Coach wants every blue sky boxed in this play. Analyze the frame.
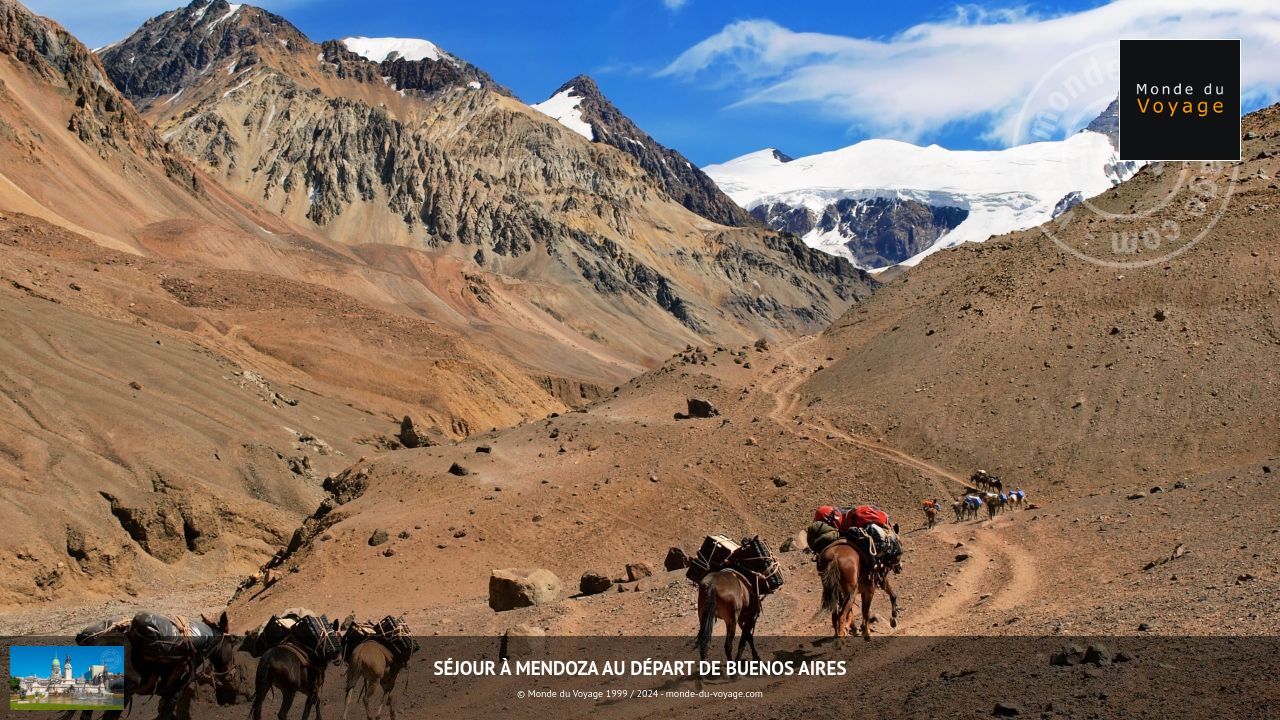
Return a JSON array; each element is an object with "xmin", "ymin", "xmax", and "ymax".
[
  {"xmin": 23, "ymin": 1, "xmax": 1280, "ymax": 165},
  {"xmin": 9, "ymin": 645, "xmax": 124, "ymax": 678}
]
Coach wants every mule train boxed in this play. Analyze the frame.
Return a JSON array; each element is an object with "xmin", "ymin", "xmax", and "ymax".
[
  {"xmin": 68, "ymin": 610, "xmax": 419, "ymax": 720},
  {"xmin": 952, "ymin": 483, "xmax": 1029, "ymax": 522},
  {"xmin": 687, "ymin": 502, "xmax": 905, "ymax": 667}
]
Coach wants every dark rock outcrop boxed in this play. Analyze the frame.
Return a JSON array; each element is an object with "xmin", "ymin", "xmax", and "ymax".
[
  {"xmin": 664, "ymin": 547, "xmax": 690, "ymax": 571},
  {"xmin": 753, "ymin": 198, "xmax": 967, "ymax": 267},
  {"xmin": 398, "ymin": 416, "xmax": 430, "ymax": 449},
  {"xmin": 1084, "ymin": 98, "xmax": 1120, "ymax": 147},
  {"xmin": 578, "ymin": 571, "xmax": 612, "ymax": 596}
]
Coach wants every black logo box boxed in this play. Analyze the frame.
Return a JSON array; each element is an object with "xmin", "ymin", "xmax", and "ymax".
[{"xmin": 1120, "ymin": 39, "xmax": 1241, "ymax": 161}]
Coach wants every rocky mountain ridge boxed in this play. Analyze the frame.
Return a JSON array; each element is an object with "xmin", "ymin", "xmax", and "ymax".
[
  {"xmin": 532, "ymin": 74, "xmax": 756, "ymax": 227},
  {"xmin": 98, "ymin": 1, "xmax": 873, "ymax": 370}
]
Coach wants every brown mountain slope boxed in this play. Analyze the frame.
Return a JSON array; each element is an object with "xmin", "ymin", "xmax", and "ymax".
[
  {"xmin": 0, "ymin": 0, "xmax": 634, "ymax": 611},
  {"xmin": 799, "ymin": 108, "xmax": 1280, "ymax": 492},
  {"xmin": 220, "ymin": 109, "xmax": 1280, "ymax": 640},
  {"xmin": 0, "ymin": 207, "xmax": 604, "ymax": 609},
  {"xmin": 98, "ymin": 0, "xmax": 870, "ymax": 369},
  {"xmin": 0, "ymin": 0, "xmax": 654, "ymax": 426},
  {"xmin": 0, "ymin": 0, "xmax": 256, "ymax": 250}
]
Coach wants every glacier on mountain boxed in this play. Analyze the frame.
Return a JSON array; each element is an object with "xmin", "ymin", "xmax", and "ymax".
[{"xmin": 705, "ymin": 122, "xmax": 1140, "ymax": 269}]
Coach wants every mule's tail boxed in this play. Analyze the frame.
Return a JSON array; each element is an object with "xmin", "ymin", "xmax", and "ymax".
[
  {"xmin": 819, "ymin": 557, "xmax": 848, "ymax": 616},
  {"xmin": 695, "ymin": 584, "xmax": 718, "ymax": 659}
]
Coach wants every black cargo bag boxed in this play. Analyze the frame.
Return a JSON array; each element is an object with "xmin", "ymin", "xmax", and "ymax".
[
  {"xmin": 686, "ymin": 535, "xmax": 741, "ymax": 584},
  {"xmin": 130, "ymin": 613, "xmax": 218, "ymax": 665},
  {"xmin": 732, "ymin": 536, "xmax": 784, "ymax": 595},
  {"xmin": 292, "ymin": 615, "xmax": 340, "ymax": 661},
  {"xmin": 374, "ymin": 616, "xmax": 416, "ymax": 659},
  {"xmin": 253, "ymin": 616, "xmax": 294, "ymax": 658}
]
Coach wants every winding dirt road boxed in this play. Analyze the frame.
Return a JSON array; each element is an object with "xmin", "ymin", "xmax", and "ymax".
[{"xmin": 759, "ymin": 337, "xmax": 1038, "ymax": 638}]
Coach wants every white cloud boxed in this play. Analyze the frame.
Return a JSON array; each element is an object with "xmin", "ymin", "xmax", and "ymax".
[
  {"xmin": 661, "ymin": 0, "xmax": 1280, "ymax": 146},
  {"xmin": 663, "ymin": 0, "xmax": 688, "ymax": 10}
]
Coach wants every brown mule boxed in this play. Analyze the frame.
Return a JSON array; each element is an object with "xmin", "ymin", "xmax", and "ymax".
[
  {"xmin": 817, "ymin": 542, "xmax": 899, "ymax": 642},
  {"xmin": 340, "ymin": 640, "xmax": 411, "ymax": 720},
  {"xmin": 694, "ymin": 569, "xmax": 761, "ymax": 686},
  {"xmin": 924, "ymin": 505, "xmax": 938, "ymax": 529},
  {"xmin": 251, "ymin": 633, "xmax": 339, "ymax": 720}
]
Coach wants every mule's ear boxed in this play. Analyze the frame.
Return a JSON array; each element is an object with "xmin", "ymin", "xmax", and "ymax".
[
  {"xmin": 893, "ymin": 523, "xmax": 900, "ymax": 535},
  {"xmin": 219, "ymin": 611, "xmax": 229, "ymax": 633}
]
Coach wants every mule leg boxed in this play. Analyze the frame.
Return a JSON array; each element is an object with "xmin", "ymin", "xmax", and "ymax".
[
  {"xmin": 378, "ymin": 671, "xmax": 398, "ymax": 720},
  {"xmin": 722, "ymin": 617, "xmax": 736, "ymax": 664},
  {"xmin": 883, "ymin": 575, "xmax": 900, "ymax": 628},
  {"xmin": 176, "ymin": 686, "xmax": 194, "ymax": 720},
  {"xmin": 364, "ymin": 677, "xmax": 378, "ymax": 720},
  {"xmin": 341, "ymin": 673, "xmax": 361, "ymax": 720},
  {"xmin": 278, "ymin": 689, "xmax": 296, "ymax": 720},
  {"xmin": 251, "ymin": 687, "xmax": 266, "ymax": 720},
  {"xmin": 859, "ymin": 580, "xmax": 874, "ymax": 641},
  {"xmin": 340, "ymin": 671, "xmax": 366, "ymax": 720},
  {"xmin": 743, "ymin": 608, "xmax": 761, "ymax": 661},
  {"xmin": 835, "ymin": 594, "xmax": 855, "ymax": 639}
]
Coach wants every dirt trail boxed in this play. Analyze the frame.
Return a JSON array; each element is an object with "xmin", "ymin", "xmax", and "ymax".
[
  {"xmin": 757, "ymin": 337, "xmax": 1037, "ymax": 637},
  {"xmin": 768, "ymin": 339, "xmax": 962, "ymax": 488}
]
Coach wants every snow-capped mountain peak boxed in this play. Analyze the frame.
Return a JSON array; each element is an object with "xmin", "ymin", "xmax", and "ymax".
[
  {"xmin": 341, "ymin": 36, "xmax": 445, "ymax": 63},
  {"xmin": 528, "ymin": 74, "xmax": 755, "ymax": 227},
  {"xmin": 704, "ymin": 103, "xmax": 1138, "ymax": 270},
  {"xmin": 530, "ymin": 84, "xmax": 594, "ymax": 140}
]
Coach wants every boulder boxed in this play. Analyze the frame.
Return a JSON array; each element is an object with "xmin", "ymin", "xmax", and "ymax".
[
  {"xmin": 1083, "ymin": 643, "xmax": 1113, "ymax": 666},
  {"xmin": 398, "ymin": 416, "xmax": 430, "ymax": 449},
  {"xmin": 663, "ymin": 547, "xmax": 690, "ymax": 571},
  {"xmin": 685, "ymin": 398, "xmax": 719, "ymax": 419},
  {"xmin": 489, "ymin": 568, "xmax": 562, "ymax": 611},
  {"xmin": 626, "ymin": 562, "xmax": 653, "ymax": 582},
  {"xmin": 502, "ymin": 624, "xmax": 547, "ymax": 658},
  {"xmin": 368, "ymin": 529, "xmax": 388, "ymax": 547},
  {"xmin": 448, "ymin": 462, "xmax": 470, "ymax": 477},
  {"xmin": 579, "ymin": 571, "xmax": 613, "ymax": 596},
  {"xmin": 1050, "ymin": 644, "xmax": 1085, "ymax": 666}
]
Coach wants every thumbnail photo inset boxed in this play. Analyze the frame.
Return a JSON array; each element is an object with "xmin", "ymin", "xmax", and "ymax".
[{"xmin": 8, "ymin": 645, "xmax": 125, "ymax": 712}]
